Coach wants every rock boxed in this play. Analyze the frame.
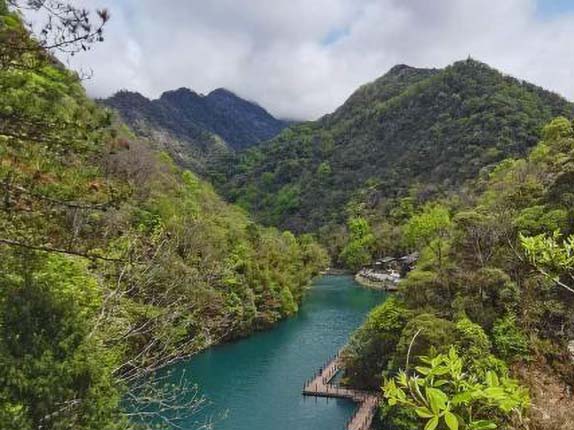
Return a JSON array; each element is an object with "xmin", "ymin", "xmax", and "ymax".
[{"xmin": 568, "ymin": 340, "xmax": 574, "ymax": 362}]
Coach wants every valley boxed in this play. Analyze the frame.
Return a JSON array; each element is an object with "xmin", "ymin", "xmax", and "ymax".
[{"xmin": 1, "ymin": 2, "xmax": 574, "ymax": 430}]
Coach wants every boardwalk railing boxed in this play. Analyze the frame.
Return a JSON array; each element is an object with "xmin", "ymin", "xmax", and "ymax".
[{"xmin": 302, "ymin": 351, "xmax": 378, "ymax": 430}]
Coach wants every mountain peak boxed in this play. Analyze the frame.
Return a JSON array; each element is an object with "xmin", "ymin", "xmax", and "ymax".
[
  {"xmin": 387, "ymin": 64, "xmax": 415, "ymax": 74},
  {"xmin": 324, "ymin": 63, "xmax": 439, "ymax": 123},
  {"xmin": 222, "ymin": 59, "xmax": 573, "ymax": 233},
  {"xmin": 208, "ymin": 87, "xmax": 237, "ymax": 98},
  {"xmin": 102, "ymin": 85, "xmax": 287, "ymax": 157},
  {"xmin": 160, "ymin": 87, "xmax": 202, "ymax": 103},
  {"xmin": 105, "ymin": 90, "xmax": 150, "ymax": 104}
]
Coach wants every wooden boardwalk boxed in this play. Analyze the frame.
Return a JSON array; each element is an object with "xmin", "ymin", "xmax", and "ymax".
[{"xmin": 302, "ymin": 352, "xmax": 378, "ymax": 430}]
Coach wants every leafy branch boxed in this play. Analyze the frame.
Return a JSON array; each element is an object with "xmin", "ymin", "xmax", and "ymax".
[{"xmin": 383, "ymin": 347, "xmax": 529, "ymax": 430}]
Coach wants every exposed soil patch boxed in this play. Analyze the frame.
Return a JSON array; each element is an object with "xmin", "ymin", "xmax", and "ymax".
[{"xmin": 515, "ymin": 364, "xmax": 574, "ymax": 430}]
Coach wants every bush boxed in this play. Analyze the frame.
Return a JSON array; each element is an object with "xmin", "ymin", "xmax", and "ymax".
[
  {"xmin": 454, "ymin": 317, "xmax": 491, "ymax": 361},
  {"xmin": 492, "ymin": 314, "xmax": 529, "ymax": 361},
  {"xmin": 394, "ymin": 313, "xmax": 456, "ymax": 368},
  {"xmin": 383, "ymin": 347, "xmax": 530, "ymax": 430},
  {"xmin": 457, "ymin": 268, "xmax": 519, "ymax": 329},
  {"xmin": 399, "ymin": 268, "xmax": 450, "ymax": 310},
  {"xmin": 343, "ymin": 297, "xmax": 411, "ymax": 389}
]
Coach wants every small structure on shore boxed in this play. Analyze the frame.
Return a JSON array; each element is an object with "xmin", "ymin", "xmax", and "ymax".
[{"xmin": 355, "ymin": 252, "xmax": 418, "ymax": 291}]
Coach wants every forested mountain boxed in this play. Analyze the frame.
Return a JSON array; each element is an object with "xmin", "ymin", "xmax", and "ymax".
[
  {"xmin": 102, "ymin": 87, "xmax": 287, "ymax": 171},
  {"xmin": 216, "ymin": 60, "xmax": 573, "ymax": 235},
  {"xmin": 0, "ymin": 5, "xmax": 325, "ymax": 429},
  {"xmin": 4, "ymin": 0, "xmax": 574, "ymax": 429},
  {"xmin": 344, "ymin": 116, "xmax": 574, "ymax": 430}
]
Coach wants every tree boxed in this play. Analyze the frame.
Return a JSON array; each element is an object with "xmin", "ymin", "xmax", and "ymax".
[
  {"xmin": 453, "ymin": 211, "xmax": 503, "ymax": 268},
  {"xmin": 404, "ymin": 204, "xmax": 452, "ymax": 268},
  {"xmin": 343, "ymin": 297, "xmax": 412, "ymax": 389},
  {"xmin": 340, "ymin": 216, "xmax": 375, "ymax": 270},
  {"xmin": 6, "ymin": 0, "xmax": 109, "ymax": 55},
  {"xmin": 0, "ymin": 252, "xmax": 122, "ymax": 430},
  {"xmin": 520, "ymin": 230, "xmax": 574, "ymax": 294}
]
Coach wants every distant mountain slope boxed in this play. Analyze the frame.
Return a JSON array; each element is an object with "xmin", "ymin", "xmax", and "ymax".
[
  {"xmin": 102, "ymin": 87, "xmax": 287, "ymax": 171},
  {"xmin": 216, "ymin": 59, "xmax": 574, "ymax": 232}
]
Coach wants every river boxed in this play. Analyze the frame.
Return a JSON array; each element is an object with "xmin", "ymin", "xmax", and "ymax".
[{"xmin": 165, "ymin": 275, "xmax": 386, "ymax": 430}]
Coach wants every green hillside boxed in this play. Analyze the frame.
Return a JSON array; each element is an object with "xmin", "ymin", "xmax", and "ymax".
[
  {"xmin": 0, "ymin": 5, "xmax": 326, "ymax": 429},
  {"xmin": 344, "ymin": 116, "xmax": 574, "ymax": 430},
  {"xmin": 217, "ymin": 60, "xmax": 573, "ymax": 236}
]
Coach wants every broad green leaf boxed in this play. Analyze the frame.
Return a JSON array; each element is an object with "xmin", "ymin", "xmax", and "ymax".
[
  {"xmin": 470, "ymin": 420, "xmax": 497, "ymax": 430},
  {"xmin": 434, "ymin": 379, "xmax": 449, "ymax": 387},
  {"xmin": 416, "ymin": 366, "xmax": 431, "ymax": 375},
  {"xmin": 486, "ymin": 371, "xmax": 499, "ymax": 387},
  {"xmin": 444, "ymin": 411, "xmax": 459, "ymax": 430},
  {"xmin": 426, "ymin": 387, "xmax": 448, "ymax": 414},
  {"xmin": 415, "ymin": 407, "xmax": 434, "ymax": 418},
  {"xmin": 396, "ymin": 388, "xmax": 407, "ymax": 401},
  {"xmin": 425, "ymin": 416, "xmax": 439, "ymax": 430},
  {"xmin": 451, "ymin": 391, "xmax": 473, "ymax": 405}
]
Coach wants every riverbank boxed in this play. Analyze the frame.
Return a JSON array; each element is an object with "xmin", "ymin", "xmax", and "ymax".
[
  {"xmin": 354, "ymin": 272, "xmax": 399, "ymax": 291},
  {"xmin": 164, "ymin": 275, "xmax": 386, "ymax": 430},
  {"xmin": 321, "ymin": 267, "xmax": 352, "ymax": 276}
]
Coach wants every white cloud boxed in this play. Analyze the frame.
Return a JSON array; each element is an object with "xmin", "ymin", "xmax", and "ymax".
[{"xmin": 60, "ymin": 0, "xmax": 574, "ymax": 120}]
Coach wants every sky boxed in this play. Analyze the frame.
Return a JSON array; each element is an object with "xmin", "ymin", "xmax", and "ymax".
[{"xmin": 36, "ymin": 0, "xmax": 574, "ymax": 120}]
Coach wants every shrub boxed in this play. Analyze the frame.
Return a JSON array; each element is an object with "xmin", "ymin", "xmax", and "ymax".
[
  {"xmin": 343, "ymin": 297, "xmax": 411, "ymax": 389},
  {"xmin": 454, "ymin": 317, "xmax": 491, "ymax": 361},
  {"xmin": 492, "ymin": 314, "xmax": 529, "ymax": 361},
  {"xmin": 383, "ymin": 347, "xmax": 530, "ymax": 430},
  {"xmin": 394, "ymin": 314, "xmax": 456, "ymax": 369}
]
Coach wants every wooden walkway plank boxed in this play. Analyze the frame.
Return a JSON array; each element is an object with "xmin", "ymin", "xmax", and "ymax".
[{"xmin": 302, "ymin": 352, "xmax": 378, "ymax": 430}]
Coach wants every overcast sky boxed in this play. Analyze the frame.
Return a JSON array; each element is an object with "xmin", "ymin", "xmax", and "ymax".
[{"xmin": 45, "ymin": 0, "xmax": 574, "ymax": 120}]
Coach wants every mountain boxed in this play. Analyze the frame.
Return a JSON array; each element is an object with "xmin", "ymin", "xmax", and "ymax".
[
  {"xmin": 0, "ymin": 5, "xmax": 327, "ymax": 428},
  {"xmin": 102, "ymin": 87, "xmax": 287, "ymax": 171},
  {"xmin": 216, "ymin": 59, "xmax": 574, "ymax": 233},
  {"xmin": 344, "ymin": 115, "xmax": 574, "ymax": 429}
]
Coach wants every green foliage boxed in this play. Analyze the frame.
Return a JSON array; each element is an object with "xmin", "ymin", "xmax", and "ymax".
[
  {"xmin": 404, "ymin": 205, "xmax": 452, "ymax": 247},
  {"xmin": 383, "ymin": 347, "xmax": 529, "ymax": 430},
  {"xmin": 542, "ymin": 116, "xmax": 574, "ymax": 141},
  {"xmin": 339, "ymin": 217, "xmax": 375, "ymax": 270},
  {"xmin": 514, "ymin": 207, "xmax": 567, "ymax": 236},
  {"xmin": 404, "ymin": 204, "xmax": 452, "ymax": 268},
  {"xmin": 317, "ymin": 161, "xmax": 332, "ymax": 177},
  {"xmin": 344, "ymin": 297, "xmax": 412, "ymax": 389},
  {"xmin": 279, "ymin": 286, "xmax": 298, "ymax": 315},
  {"xmin": 399, "ymin": 269, "xmax": 448, "ymax": 310},
  {"xmin": 492, "ymin": 315, "xmax": 529, "ymax": 362},
  {"xmin": 395, "ymin": 314, "xmax": 456, "ymax": 367},
  {"xmin": 454, "ymin": 318, "xmax": 491, "ymax": 362},
  {"xmin": 216, "ymin": 59, "xmax": 573, "ymax": 240},
  {"xmin": 454, "ymin": 268, "xmax": 519, "ymax": 330},
  {"xmin": 521, "ymin": 231, "xmax": 574, "ymax": 294},
  {"xmin": 0, "ymin": 9, "xmax": 328, "ymax": 428},
  {"xmin": 0, "ymin": 252, "xmax": 122, "ymax": 430}
]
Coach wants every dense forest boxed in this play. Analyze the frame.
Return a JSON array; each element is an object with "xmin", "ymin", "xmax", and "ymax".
[
  {"xmin": 0, "ymin": 3, "xmax": 326, "ymax": 429},
  {"xmin": 209, "ymin": 37, "xmax": 574, "ymax": 430},
  {"xmin": 214, "ymin": 60, "xmax": 573, "ymax": 266},
  {"xmin": 342, "ymin": 117, "xmax": 574, "ymax": 429},
  {"xmin": 3, "ymin": 1, "xmax": 574, "ymax": 430}
]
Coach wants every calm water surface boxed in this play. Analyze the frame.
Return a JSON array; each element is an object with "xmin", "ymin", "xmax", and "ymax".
[{"xmin": 169, "ymin": 275, "xmax": 386, "ymax": 430}]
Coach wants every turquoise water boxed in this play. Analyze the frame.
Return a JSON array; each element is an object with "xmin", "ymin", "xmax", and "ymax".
[{"xmin": 168, "ymin": 275, "xmax": 386, "ymax": 430}]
